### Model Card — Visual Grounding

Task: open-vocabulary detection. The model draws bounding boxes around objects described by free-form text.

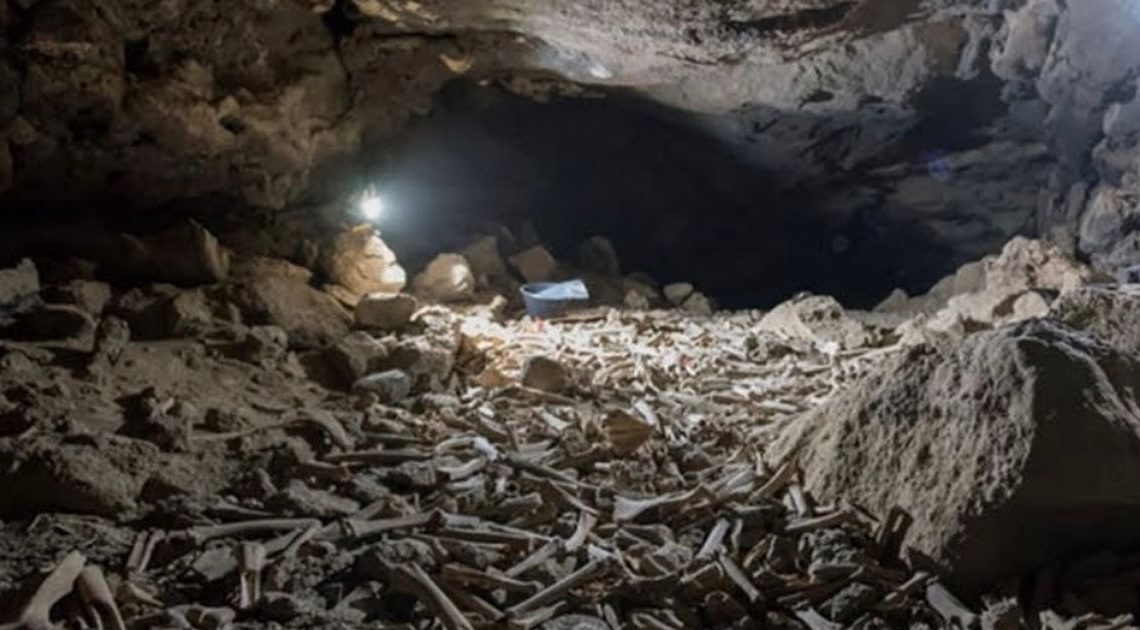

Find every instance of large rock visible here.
[459,236,509,283]
[757,294,874,350]
[122,220,232,286]
[1051,285,1140,356]
[321,227,406,300]
[578,236,620,276]
[355,293,418,330]
[0,258,39,307]
[509,246,558,283]
[769,319,1140,588]
[227,257,351,348]
[411,254,475,303]
[42,279,113,315]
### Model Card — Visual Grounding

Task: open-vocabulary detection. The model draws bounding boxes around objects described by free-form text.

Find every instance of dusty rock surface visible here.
[769,319,1140,588]
[1,235,1139,629]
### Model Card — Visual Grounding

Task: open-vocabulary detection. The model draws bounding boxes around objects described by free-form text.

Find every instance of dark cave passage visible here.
[374,82,962,309]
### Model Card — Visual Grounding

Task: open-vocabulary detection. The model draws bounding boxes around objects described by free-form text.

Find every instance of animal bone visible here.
[237,542,266,610]
[186,518,321,543]
[76,565,127,630]
[507,558,612,617]
[440,563,540,594]
[1,551,86,630]
[926,581,979,629]
[565,511,598,553]
[390,562,474,630]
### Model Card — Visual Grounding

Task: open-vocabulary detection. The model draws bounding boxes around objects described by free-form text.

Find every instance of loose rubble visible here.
[2,231,1140,630]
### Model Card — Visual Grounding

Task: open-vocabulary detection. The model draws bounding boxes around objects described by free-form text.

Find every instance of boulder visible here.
[411,254,475,303]
[352,369,412,404]
[5,304,95,341]
[459,236,509,282]
[0,433,160,517]
[768,319,1140,588]
[42,279,112,315]
[509,245,558,283]
[681,292,714,316]
[757,294,874,350]
[123,220,231,286]
[578,236,620,276]
[663,283,694,306]
[378,337,454,392]
[227,257,351,348]
[521,356,569,392]
[1052,285,1140,356]
[320,226,406,300]
[326,331,388,387]
[228,325,289,365]
[356,293,418,330]
[0,258,39,310]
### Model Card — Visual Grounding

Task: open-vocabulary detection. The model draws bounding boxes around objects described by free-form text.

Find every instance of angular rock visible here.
[42,279,112,315]
[459,236,509,282]
[0,434,160,517]
[5,304,95,342]
[411,254,475,303]
[509,245,558,283]
[125,220,232,286]
[327,331,389,387]
[578,236,620,276]
[757,294,874,350]
[230,325,289,365]
[769,319,1140,588]
[267,479,361,517]
[352,369,412,403]
[681,292,713,316]
[1052,285,1140,356]
[521,356,569,392]
[0,258,39,308]
[663,283,694,306]
[88,316,131,370]
[378,336,455,392]
[227,257,351,348]
[355,293,418,330]
[321,226,406,300]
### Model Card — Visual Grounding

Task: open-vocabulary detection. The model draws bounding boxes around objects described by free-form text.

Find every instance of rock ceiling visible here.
[1,0,1139,273]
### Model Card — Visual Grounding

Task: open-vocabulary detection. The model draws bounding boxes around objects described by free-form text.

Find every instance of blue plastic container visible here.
[520,280,590,318]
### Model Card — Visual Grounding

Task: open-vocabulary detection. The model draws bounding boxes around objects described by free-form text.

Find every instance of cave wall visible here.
[1,0,1139,284]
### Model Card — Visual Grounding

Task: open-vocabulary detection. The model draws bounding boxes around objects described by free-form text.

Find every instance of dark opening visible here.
[373,81,961,309]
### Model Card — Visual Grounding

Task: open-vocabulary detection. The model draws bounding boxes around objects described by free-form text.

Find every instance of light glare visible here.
[360,193,384,221]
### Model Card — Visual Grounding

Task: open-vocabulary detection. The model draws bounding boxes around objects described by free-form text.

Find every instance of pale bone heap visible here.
[0,229,1135,630]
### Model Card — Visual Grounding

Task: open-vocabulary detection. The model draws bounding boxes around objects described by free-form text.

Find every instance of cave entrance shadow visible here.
[377,81,964,310]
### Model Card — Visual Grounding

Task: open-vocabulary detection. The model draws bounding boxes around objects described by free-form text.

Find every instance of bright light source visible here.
[359,191,384,221]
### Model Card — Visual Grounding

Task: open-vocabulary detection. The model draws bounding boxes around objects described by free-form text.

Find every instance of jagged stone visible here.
[227,257,351,349]
[509,245,558,283]
[321,226,406,300]
[578,236,620,275]
[327,331,389,388]
[352,369,412,403]
[681,292,713,316]
[459,236,509,283]
[411,254,476,303]
[42,280,112,315]
[757,294,874,350]
[663,283,694,306]
[521,356,569,392]
[0,258,39,308]
[769,319,1140,588]
[356,293,418,330]
[1051,285,1140,356]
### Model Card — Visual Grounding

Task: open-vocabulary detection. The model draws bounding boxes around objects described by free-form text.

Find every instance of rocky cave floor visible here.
[1,222,1140,630]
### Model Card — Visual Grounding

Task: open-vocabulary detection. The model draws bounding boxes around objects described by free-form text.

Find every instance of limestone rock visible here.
[127,220,232,286]
[1052,285,1140,356]
[89,317,131,369]
[42,279,112,315]
[663,283,694,306]
[328,331,389,387]
[379,337,455,392]
[509,246,558,283]
[0,434,160,517]
[267,479,361,517]
[0,258,39,307]
[681,292,713,316]
[352,369,412,403]
[5,304,95,342]
[769,319,1140,588]
[321,227,406,299]
[356,293,418,330]
[231,325,289,365]
[227,257,352,349]
[757,294,874,350]
[411,254,475,303]
[459,236,509,283]
[521,356,569,392]
[578,236,620,276]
